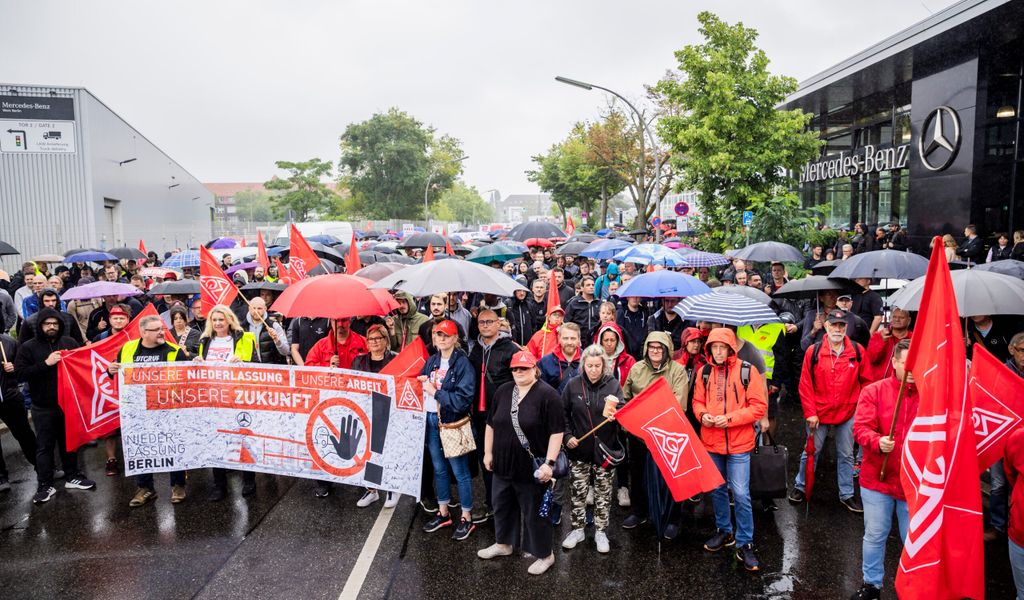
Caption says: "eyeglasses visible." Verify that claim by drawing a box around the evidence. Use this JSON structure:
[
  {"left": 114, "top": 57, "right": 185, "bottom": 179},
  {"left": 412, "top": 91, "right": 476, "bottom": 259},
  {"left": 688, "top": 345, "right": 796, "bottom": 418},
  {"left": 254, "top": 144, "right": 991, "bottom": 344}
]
[
  {"left": 366, "top": 336, "right": 387, "bottom": 343},
  {"left": 143, "top": 328, "right": 163, "bottom": 333},
  {"left": 478, "top": 319, "right": 497, "bottom": 326},
  {"left": 511, "top": 367, "right": 532, "bottom": 372}
]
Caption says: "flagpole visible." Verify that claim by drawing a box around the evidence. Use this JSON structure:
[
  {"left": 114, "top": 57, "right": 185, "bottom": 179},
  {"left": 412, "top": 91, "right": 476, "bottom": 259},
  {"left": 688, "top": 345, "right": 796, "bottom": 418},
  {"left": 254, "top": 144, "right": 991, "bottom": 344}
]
[
  {"left": 574, "top": 417, "right": 613, "bottom": 444},
  {"left": 878, "top": 369, "right": 909, "bottom": 481}
]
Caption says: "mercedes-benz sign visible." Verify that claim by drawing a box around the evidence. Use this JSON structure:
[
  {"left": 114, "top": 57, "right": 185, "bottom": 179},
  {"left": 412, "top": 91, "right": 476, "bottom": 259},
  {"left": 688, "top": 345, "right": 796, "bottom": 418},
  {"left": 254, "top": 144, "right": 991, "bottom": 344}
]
[{"left": 917, "top": 105, "right": 962, "bottom": 171}]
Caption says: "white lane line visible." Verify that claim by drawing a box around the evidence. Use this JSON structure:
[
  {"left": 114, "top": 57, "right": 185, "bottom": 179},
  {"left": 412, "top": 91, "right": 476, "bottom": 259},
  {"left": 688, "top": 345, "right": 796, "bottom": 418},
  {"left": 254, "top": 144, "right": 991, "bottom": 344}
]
[{"left": 338, "top": 505, "right": 396, "bottom": 600}]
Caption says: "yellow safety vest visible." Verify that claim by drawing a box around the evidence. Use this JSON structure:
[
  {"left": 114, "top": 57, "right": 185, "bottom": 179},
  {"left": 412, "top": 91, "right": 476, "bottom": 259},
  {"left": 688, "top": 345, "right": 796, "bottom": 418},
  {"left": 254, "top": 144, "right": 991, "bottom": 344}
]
[
  {"left": 736, "top": 323, "right": 785, "bottom": 380},
  {"left": 118, "top": 339, "right": 181, "bottom": 363}
]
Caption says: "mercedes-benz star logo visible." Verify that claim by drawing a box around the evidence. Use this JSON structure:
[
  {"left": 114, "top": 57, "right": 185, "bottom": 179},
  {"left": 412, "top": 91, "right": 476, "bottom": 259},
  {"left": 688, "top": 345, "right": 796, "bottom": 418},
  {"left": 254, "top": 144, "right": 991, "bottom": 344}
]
[
  {"left": 917, "top": 105, "right": 961, "bottom": 172},
  {"left": 237, "top": 412, "right": 253, "bottom": 428}
]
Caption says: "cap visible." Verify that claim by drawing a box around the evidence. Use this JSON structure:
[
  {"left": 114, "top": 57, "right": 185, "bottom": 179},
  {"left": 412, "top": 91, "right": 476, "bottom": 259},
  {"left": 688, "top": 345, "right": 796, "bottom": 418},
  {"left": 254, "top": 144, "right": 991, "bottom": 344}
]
[
  {"left": 514, "top": 275, "right": 528, "bottom": 287},
  {"left": 109, "top": 306, "right": 130, "bottom": 319},
  {"left": 837, "top": 293, "right": 853, "bottom": 301},
  {"left": 432, "top": 319, "right": 458, "bottom": 337},
  {"left": 510, "top": 350, "right": 537, "bottom": 369},
  {"left": 825, "top": 309, "right": 848, "bottom": 324}
]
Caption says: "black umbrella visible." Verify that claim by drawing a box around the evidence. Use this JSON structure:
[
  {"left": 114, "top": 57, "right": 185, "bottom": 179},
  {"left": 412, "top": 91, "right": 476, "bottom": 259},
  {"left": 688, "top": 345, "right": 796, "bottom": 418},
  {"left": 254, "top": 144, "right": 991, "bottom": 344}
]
[
  {"left": 415, "top": 253, "right": 459, "bottom": 263},
  {"left": 399, "top": 232, "right": 449, "bottom": 249},
  {"left": 556, "top": 241, "right": 590, "bottom": 256},
  {"left": 241, "top": 281, "right": 287, "bottom": 292},
  {"left": 565, "top": 233, "right": 600, "bottom": 244},
  {"left": 975, "top": 259, "right": 1024, "bottom": 279},
  {"left": 730, "top": 241, "right": 804, "bottom": 263},
  {"left": 110, "top": 247, "right": 148, "bottom": 261},
  {"left": 645, "top": 455, "right": 676, "bottom": 548},
  {"left": 773, "top": 276, "right": 853, "bottom": 299},
  {"left": 149, "top": 280, "right": 201, "bottom": 295},
  {"left": 628, "top": 229, "right": 649, "bottom": 236},
  {"left": 828, "top": 250, "right": 929, "bottom": 280},
  {"left": 505, "top": 222, "right": 566, "bottom": 242},
  {"left": 63, "top": 247, "right": 99, "bottom": 258},
  {"left": 0, "top": 240, "right": 19, "bottom": 256},
  {"left": 360, "top": 251, "right": 416, "bottom": 265},
  {"left": 810, "top": 259, "right": 841, "bottom": 275},
  {"left": 363, "top": 230, "right": 384, "bottom": 239}
]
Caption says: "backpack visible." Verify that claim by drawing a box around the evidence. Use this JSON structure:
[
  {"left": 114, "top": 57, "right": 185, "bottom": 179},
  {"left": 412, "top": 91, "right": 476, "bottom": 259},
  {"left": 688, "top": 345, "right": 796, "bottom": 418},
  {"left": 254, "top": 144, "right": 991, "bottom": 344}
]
[
  {"left": 808, "top": 340, "right": 861, "bottom": 386},
  {"left": 700, "top": 361, "right": 752, "bottom": 393}
]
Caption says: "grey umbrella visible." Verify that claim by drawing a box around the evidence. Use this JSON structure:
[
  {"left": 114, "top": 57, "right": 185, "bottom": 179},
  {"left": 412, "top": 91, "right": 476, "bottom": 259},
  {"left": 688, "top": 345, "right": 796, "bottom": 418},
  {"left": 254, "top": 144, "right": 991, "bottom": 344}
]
[
  {"left": 729, "top": 241, "right": 804, "bottom": 263},
  {"left": 828, "top": 250, "right": 929, "bottom": 280},
  {"left": 505, "top": 222, "right": 567, "bottom": 242},
  {"left": 399, "top": 232, "right": 449, "bottom": 249},
  {"left": 0, "top": 240, "right": 19, "bottom": 256},
  {"left": 149, "top": 280, "right": 202, "bottom": 295},
  {"left": 974, "top": 259, "right": 1024, "bottom": 280},
  {"left": 810, "top": 259, "right": 842, "bottom": 275},
  {"left": 888, "top": 269, "right": 1024, "bottom": 317},
  {"left": 556, "top": 241, "right": 590, "bottom": 256},
  {"left": 369, "top": 260, "right": 527, "bottom": 296},
  {"left": 772, "top": 276, "right": 853, "bottom": 299},
  {"left": 717, "top": 285, "right": 773, "bottom": 305}
]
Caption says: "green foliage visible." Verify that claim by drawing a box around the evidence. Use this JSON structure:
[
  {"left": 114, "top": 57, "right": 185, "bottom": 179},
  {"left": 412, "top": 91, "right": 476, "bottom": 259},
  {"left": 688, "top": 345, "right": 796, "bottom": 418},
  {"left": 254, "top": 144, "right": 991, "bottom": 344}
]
[
  {"left": 263, "top": 159, "right": 338, "bottom": 221},
  {"left": 233, "top": 189, "right": 274, "bottom": 222},
  {"left": 747, "top": 192, "right": 819, "bottom": 248},
  {"left": 655, "top": 11, "right": 822, "bottom": 252},
  {"left": 435, "top": 182, "right": 494, "bottom": 225},
  {"left": 338, "top": 108, "right": 463, "bottom": 219}
]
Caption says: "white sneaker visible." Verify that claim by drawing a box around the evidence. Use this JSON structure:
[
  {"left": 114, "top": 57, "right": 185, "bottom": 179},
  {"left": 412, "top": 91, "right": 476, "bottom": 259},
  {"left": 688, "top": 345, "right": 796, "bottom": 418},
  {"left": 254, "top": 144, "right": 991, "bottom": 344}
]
[
  {"left": 356, "top": 490, "right": 379, "bottom": 508},
  {"left": 477, "top": 543, "right": 514, "bottom": 560},
  {"left": 586, "top": 486, "right": 595, "bottom": 506},
  {"left": 595, "top": 530, "right": 610, "bottom": 554},
  {"left": 527, "top": 554, "right": 555, "bottom": 575},
  {"left": 561, "top": 528, "right": 586, "bottom": 549},
  {"left": 617, "top": 487, "right": 631, "bottom": 507},
  {"left": 384, "top": 492, "right": 399, "bottom": 508}
]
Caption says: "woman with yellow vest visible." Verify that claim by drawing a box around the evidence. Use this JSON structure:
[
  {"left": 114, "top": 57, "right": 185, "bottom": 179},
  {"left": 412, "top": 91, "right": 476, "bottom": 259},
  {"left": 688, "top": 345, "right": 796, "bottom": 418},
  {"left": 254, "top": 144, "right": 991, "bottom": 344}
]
[{"left": 195, "top": 305, "right": 259, "bottom": 501}]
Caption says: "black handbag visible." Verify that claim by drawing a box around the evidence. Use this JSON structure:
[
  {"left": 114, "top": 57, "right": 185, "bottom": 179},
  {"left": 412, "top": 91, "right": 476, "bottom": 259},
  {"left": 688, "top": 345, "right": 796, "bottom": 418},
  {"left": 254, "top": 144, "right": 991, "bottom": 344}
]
[
  {"left": 749, "top": 432, "right": 789, "bottom": 499},
  {"left": 511, "top": 386, "right": 569, "bottom": 480}
]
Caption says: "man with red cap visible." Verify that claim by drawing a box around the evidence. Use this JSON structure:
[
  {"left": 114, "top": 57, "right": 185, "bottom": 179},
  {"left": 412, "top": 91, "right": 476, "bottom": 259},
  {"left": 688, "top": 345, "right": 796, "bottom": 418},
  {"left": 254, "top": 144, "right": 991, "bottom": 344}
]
[
  {"left": 528, "top": 271, "right": 564, "bottom": 359},
  {"left": 304, "top": 317, "right": 368, "bottom": 369}
]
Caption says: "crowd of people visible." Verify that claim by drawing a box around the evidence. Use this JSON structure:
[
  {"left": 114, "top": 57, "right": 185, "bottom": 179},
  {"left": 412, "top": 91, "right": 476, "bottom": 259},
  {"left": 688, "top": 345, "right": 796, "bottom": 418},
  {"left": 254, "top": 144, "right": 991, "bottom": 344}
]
[{"left": 0, "top": 223, "right": 1023, "bottom": 596}]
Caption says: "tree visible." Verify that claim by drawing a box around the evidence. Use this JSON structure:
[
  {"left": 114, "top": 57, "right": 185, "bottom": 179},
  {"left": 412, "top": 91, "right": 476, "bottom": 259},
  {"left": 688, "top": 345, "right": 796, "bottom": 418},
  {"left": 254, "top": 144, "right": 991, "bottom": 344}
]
[
  {"left": 263, "top": 159, "right": 339, "bottom": 221},
  {"left": 655, "top": 11, "right": 821, "bottom": 251},
  {"left": 435, "top": 182, "right": 494, "bottom": 225},
  {"left": 338, "top": 108, "right": 464, "bottom": 219},
  {"left": 233, "top": 189, "right": 274, "bottom": 222}
]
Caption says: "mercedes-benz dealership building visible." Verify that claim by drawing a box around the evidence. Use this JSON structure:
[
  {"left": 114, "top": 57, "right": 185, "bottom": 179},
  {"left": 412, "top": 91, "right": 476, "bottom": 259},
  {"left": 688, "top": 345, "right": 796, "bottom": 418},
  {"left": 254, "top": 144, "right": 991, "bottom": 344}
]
[{"left": 782, "top": 0, "right": 1023, "bottom": 249}]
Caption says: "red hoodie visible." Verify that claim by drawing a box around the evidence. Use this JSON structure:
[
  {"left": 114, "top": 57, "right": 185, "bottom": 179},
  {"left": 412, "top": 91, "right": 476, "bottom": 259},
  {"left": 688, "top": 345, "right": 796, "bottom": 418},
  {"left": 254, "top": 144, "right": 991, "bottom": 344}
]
[
  {"left": 799, "top": 336, "right": 870, "bottom": 424},
  {"left": 853, "top": 375, "right": 919, "bottom": 500},
  {"left": 595, "top": 322, "right": 636, "bottom": 385},
  {"left": 1005, "top": 428, "right": 1024, "bottom": 546}
]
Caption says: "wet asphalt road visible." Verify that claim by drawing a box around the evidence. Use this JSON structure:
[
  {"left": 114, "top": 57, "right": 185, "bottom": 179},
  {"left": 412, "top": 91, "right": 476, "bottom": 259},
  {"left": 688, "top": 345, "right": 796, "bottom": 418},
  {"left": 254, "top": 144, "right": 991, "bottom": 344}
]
[{"left": 0, "top": 400, "right": 1016, "bottom": 600}]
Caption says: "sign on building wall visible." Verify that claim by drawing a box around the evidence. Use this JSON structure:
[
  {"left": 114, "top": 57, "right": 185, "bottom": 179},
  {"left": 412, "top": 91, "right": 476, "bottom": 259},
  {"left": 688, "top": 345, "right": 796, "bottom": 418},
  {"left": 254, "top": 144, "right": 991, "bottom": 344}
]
[
  {"left": 798, "top": 143, "right": 910, "bottom": 184},
  {"left": 0, "top": 95, "right": 77, "bottom": 153}
]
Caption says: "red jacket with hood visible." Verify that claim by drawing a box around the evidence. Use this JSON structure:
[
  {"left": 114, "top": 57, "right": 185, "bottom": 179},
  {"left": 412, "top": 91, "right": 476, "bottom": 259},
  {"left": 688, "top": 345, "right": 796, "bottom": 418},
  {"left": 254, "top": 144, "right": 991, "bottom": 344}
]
[
  {"left": 853, "top": 375, "right": 919, "bottom": 500},
  {"left": 691, "top": 328, "right": 768, "bottom": 455},
  {"left": 799, "top": 336, "right": 870, "bottom": 425},
  {"left": 595, "top": 322, "right": 636, "bottom": 385}
]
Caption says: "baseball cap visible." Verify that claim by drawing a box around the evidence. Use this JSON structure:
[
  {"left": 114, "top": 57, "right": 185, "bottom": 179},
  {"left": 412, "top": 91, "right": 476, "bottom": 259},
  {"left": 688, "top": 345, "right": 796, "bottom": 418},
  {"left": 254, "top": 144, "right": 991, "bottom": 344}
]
[
  {"left": 837, "top": 293, "right": 853, "bottom": 301},
  {"left": 109, "top": 306, "right": 130, "bottom": 319},
  {"left": 825, "top": 309, "right": 848, "bottom": 324},
  {"left": 432, "top": 319, "right": 458, "bottom": 337},
  {"left": 510, "top": 350, "right": 538, "bottom": 369}
]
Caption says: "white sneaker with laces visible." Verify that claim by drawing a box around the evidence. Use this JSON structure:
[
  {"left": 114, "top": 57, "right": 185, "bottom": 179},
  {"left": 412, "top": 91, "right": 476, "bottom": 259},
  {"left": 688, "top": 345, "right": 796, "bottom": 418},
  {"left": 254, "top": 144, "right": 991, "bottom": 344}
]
[
  {"left": 356, "top": 490, "right": 379, "bottom": 508},
  {"left": 528, "top": 554, "right": 555, "bottom": 575},
  {"left": 595, "top": 530, "right": 610, "bottom": 553},
  {"left": 384, "top": 492, "right": 399, "bottom": 508},
  {"left": 561, "top": 528, "right": 586, "bottom": 549},
  {"left": 477, "top": 543, "right": 513, "bottom": 560}
]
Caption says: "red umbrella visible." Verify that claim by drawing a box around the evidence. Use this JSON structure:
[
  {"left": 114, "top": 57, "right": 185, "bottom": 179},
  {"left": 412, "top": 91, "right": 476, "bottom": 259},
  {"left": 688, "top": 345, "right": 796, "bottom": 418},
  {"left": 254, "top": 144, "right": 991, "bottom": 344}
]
[
  {"left": 523, "top": 237, "right": 554, "bottom": 248},
  {"left": 804, "top": 432, "right": 817, "bottom": 512},
  {"left": 272, "top": 274, "right": 398, "bottom": 319}
]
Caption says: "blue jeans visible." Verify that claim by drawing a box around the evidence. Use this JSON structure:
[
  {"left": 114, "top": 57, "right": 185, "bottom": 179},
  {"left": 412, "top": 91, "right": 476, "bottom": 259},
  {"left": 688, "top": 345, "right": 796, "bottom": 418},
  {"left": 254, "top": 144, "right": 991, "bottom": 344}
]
[
  {"left": 136, "top": 471, "right": 186, "bottom": 491},
  {"left": 1010, "top": 538, "right": 1024, "bottom": 600},
  {"left": 425, "top": 412, "right": 473, "bottom": 512},
  {"left": 860, "top": 486, "right": 908, "bottom": 587},
  {"left": 709, "top": 451, "right": 753, "bottom": 546},
  {"left": 991, "top": 460, "right": 1008, "bottom": 532},
  {"left": 794, "top": 418, "right": 856, "bottom": 500}
]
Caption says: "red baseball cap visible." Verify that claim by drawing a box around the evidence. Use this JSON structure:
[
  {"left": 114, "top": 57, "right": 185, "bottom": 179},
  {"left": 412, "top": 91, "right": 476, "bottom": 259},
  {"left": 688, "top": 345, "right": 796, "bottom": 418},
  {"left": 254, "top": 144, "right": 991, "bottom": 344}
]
[
  {"left": 510, "top": 350, "right": 538, "bottom": 369},
  {"left": 109, "top": 306, "right": 130, "bottom": 319},
  {"left": 432, "top": 319, "right": 458, "bottom": 337}
]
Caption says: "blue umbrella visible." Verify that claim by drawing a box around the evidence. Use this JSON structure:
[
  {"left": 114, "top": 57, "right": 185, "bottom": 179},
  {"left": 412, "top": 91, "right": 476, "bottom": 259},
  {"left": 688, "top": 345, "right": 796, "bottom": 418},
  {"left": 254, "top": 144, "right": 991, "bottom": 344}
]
[
  {"left": 595, "top": 229, "right": 612, "bottom": 236},
  {"left": 266, "top": 246, "right": 287, "bottom": 257},
  {"left": 207, "top": 237, "right": 238, "bottom": 249},
  {"left": 580, "top": 238, "right": 632, "bottom": 260},
  {"left": 307, "top": 234, "right": 342, "bottom": 246},
  {"left": 64, "top": 251, "right": 118, "bottom": 263},
  {"left": 465, "top": 242, "right": 527, "bottom": 265},
  {"left": 673, "top": 290, "right": 781, "bottom": 326},
  {"left": 673, "top": 249, "right": 730, "bottom": 268},
  {"left": 617, "top": 270, "right": 711, "bottom": 298},
  {"left": 162, "top": 250, "right": 201, "bottom": 269},
  {"left": 613, "top": 244, "right": 689, "bottom": 267}
]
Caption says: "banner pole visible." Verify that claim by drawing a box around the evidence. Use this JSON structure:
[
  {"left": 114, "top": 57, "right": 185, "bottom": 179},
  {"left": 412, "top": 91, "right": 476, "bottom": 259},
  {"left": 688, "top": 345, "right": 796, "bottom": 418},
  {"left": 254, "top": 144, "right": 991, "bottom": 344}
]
[{"left": 878, "top": 369, "right": 909, "bottom": 481}]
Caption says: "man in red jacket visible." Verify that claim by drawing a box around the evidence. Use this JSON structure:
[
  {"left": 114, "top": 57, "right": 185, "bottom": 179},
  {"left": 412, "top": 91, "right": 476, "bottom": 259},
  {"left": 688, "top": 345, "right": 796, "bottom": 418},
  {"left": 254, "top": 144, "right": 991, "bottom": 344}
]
[
  {"left": 848, "top": 339, "right": 917, "bottom": 600},
  {"left": 789, "top": 309, "right": 870, "bottom": 512},
  {"left": 864, "top": 308, "right": 912, "bottom": 382},
  {"left": 1004, "top": 427, "right": 1024, "bottom": 600},
  {"left": 304, "top": 317, "right": 367, "bottom": 369}
]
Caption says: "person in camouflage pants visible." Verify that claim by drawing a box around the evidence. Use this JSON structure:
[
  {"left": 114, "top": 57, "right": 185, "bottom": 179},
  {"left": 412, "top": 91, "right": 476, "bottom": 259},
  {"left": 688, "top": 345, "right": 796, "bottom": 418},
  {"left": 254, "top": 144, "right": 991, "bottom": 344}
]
[{"left": 570, "top": 460, "right": 614, "bottom": 530}]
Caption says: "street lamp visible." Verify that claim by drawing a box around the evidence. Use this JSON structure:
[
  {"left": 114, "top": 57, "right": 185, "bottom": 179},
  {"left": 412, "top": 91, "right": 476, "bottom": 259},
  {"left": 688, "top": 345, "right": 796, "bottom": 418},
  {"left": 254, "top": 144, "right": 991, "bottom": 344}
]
[
  {"left": 555, "top": 76, "right": 664, "bottom": 242},
  {"left": 425, "top": 155, "right": 468, "bottom": 230}
]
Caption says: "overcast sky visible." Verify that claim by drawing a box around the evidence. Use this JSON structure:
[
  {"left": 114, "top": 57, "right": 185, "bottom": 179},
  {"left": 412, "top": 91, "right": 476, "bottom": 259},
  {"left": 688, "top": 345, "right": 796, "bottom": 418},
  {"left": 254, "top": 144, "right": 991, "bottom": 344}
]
[{"left": 2, "top": 0, "right": 959, "bottom": 200}]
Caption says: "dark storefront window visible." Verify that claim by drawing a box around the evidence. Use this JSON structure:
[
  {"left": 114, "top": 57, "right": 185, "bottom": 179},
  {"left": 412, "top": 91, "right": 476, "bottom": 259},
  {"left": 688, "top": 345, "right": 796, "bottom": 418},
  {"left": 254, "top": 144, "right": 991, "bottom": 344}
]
[{"left": 975, "top": 44, "right": 1022, "bottom": 235}]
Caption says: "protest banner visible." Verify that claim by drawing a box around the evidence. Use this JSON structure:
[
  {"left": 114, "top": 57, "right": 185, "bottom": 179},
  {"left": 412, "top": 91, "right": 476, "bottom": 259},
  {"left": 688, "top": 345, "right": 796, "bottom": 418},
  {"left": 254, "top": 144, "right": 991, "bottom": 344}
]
[{"left": 119, "top": 362, "right": 425, "bottom": 498}]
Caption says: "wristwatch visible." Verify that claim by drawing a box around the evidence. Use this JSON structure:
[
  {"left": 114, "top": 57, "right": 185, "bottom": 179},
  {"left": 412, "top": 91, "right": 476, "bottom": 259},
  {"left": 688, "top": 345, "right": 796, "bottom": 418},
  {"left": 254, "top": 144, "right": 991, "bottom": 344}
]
[{"left": 544, "top": 458, "right": 556, "bottom": 467}]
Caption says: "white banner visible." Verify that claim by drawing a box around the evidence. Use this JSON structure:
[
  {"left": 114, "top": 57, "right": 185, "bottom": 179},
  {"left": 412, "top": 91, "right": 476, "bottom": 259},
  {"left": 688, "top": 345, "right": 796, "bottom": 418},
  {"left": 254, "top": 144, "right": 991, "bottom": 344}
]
[{"left": 119, "top": 362, "right": 425, "bottom": 498}]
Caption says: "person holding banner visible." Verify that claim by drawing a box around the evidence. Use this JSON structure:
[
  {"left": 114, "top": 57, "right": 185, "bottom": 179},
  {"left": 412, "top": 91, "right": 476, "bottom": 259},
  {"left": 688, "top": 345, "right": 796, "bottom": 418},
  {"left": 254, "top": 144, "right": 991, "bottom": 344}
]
[
  {"left": 108, "top": 314, "right": 190, "bottom": 507},
  {"left": 195, "top": 305, "right": 259, "bottom": 501},
  {"left": 479, "top": 350, "right": 564, "bottom": 575},
  {"left": 691, "top": 327, "right": 767, "bottom": 571},
  {"left": 419, "top": 319, "right": 477, "bottom": 542},
  {"left": 15, "top": 308, "right": 96, "bottom": 504}
]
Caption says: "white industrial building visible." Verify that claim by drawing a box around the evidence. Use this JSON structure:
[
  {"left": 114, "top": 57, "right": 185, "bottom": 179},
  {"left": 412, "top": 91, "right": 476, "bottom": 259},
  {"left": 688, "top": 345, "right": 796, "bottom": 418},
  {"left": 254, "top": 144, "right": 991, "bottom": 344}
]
[{"left": 0, "top": 84, "right": 213, "bottom": 263}]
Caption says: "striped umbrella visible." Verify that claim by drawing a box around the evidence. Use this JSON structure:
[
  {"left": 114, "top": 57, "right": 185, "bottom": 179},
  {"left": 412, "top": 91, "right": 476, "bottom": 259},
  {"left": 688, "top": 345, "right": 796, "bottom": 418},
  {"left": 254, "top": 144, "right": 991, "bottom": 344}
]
[
  {"left": 672, "top": 290, "right": 781, "bottom": 326},
  {"left": 674, "top": 250, "right": 730, "bottom": 267}
]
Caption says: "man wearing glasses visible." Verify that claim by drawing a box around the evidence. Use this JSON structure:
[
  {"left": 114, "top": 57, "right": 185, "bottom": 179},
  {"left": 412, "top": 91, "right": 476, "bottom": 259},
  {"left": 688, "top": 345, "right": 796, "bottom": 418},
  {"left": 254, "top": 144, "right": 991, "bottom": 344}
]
[{"left": 108, "top": 315, "right": 188, "bottom": 507}]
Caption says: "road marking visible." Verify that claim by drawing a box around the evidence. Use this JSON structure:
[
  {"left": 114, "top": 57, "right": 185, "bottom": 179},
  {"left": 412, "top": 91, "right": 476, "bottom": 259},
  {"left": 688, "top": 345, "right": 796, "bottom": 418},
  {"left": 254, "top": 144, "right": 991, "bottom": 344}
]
[{"left": 338, "top": 503, "right": 396, "bottom": 600}]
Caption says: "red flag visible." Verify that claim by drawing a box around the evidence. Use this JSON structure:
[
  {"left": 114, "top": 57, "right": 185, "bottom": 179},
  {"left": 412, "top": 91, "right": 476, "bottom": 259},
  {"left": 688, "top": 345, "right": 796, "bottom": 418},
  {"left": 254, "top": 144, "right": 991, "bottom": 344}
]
[
  {"left": 364, "top": 221, "right": 372, "bottom": 232},
  {"left": 346, "top": 232, "right": 362, "bottom": 274},
  {"left": 256, "top": 232, "right": 270, "bottom": 270},
  {"left": 289, "top": 224, "right": 321, "bottom": 279},
  {"left": 274, "top": 257, "right": 292, "bottom": 284},
  {"left": 614, "top": 378, "right": 724, "bottom": 501},
  {"left": 897, "top": 237, "right": 984, "bottom": 600},
  {"left": 422, "top": 244, "right": 435, "bottom": 262},
  {"left": 199, "top": 245, "right": 239, "bottom": 308},
  {"left": 240, "top": 238, "right": 246, "bottom": 247},
  {"left": 138, "top": 240, "right": 148, "bottom": 256},
  {"left": 970, "top": 345, "right": 1024, "bottom": 471},
  {"left": 381, "top": 337, "right": 429, "bottom": 378},
  {"left": 57, "top": 305, "right": 167, "bottom": 451},
  {"left": 546, "top": 268, "right": 560, "bottom": 313},
  {"left": 445, "top": 239, "right": 455, "bottom": 256},
  {"left": 566, "top": 215, "right": 575, "bottom": 236}
]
